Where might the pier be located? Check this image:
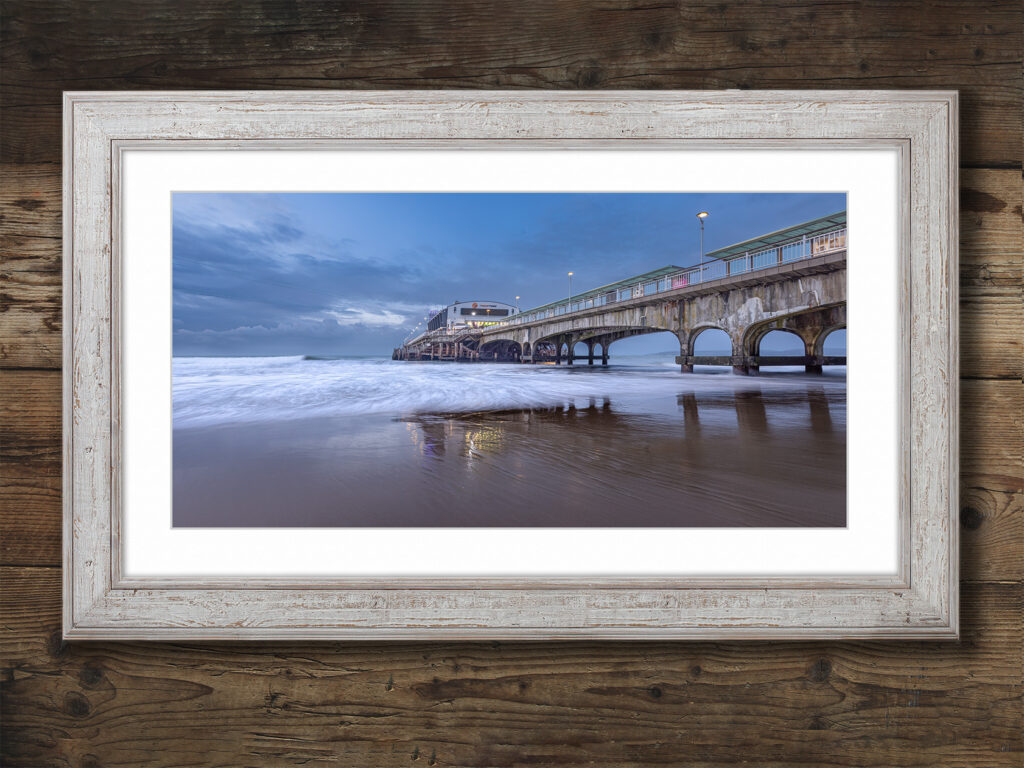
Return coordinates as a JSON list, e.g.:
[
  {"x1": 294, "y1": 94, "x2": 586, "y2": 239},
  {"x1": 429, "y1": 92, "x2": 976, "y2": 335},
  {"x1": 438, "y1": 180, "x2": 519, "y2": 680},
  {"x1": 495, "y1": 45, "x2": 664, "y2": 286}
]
[{"x1": 394, "y1": 212, "x2": 847, "y2": 375}]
